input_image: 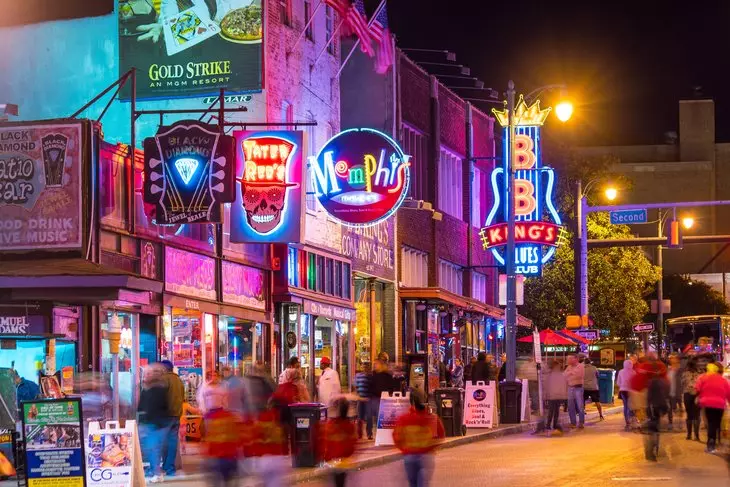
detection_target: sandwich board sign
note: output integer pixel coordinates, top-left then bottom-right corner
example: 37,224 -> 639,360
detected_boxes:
86,420 -> 145,487
463,381 -> 497,428
374,391 -> 411,446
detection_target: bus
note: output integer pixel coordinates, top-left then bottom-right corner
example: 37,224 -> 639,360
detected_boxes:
665,315 -> 730,364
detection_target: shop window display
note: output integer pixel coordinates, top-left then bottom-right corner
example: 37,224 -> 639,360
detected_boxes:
163,309 -> 204,408
218,317 -> 265,376
354,279 -> 384,369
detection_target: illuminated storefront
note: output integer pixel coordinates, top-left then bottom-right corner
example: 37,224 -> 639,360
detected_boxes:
275,245 -> 354,396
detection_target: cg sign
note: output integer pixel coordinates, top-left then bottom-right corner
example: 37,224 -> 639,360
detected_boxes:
480,96 -> 564,277
308,128 -> 410,227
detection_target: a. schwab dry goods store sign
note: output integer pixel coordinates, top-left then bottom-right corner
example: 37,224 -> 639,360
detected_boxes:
0,121 -> 85,251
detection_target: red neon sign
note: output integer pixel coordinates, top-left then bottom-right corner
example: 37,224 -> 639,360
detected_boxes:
479,222 -> 561,249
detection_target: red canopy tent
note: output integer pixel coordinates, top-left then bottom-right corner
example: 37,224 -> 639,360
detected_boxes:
517,329 -> 576,345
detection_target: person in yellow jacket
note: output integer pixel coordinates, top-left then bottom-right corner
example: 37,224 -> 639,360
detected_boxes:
160,361 -> 185,478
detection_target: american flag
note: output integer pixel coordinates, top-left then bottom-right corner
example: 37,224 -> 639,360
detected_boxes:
324,0 -> 349,17
345,0 -> 374,56
369,2 -> 393,73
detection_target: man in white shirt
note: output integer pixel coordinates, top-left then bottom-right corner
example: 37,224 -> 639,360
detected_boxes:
317,357 -> 341,416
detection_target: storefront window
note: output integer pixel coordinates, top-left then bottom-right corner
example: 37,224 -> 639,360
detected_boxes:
101,311 -> 137,420
314,317 -> 350,392
354,279 -> 385,369
336,320 -> 350,390
165,307 -> 203,407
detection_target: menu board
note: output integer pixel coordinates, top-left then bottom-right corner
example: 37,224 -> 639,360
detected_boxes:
22,398 -> 86,486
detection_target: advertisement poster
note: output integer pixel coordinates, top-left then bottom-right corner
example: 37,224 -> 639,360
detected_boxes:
463,382 -> 496,428
86,420 -> 145,487
0,428 -> 14,472
341,219 -> 395,281
118,0 -> 263,99
0,122 -> 84,251
230,131 -> 304,243
374,391 -> 410,446
22,398 -> 86,487
221,261 -> 266,310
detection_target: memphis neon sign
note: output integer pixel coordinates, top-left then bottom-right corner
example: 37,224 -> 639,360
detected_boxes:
481,96 -> 564,277
308,128 -> 410,227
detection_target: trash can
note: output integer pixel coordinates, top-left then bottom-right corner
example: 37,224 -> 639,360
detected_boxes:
289,403 -> 327,468
499,381 -> 522,424
434,388 -> 465,437
597,369 -> 616,404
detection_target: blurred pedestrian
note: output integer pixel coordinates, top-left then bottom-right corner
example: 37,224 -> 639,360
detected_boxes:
543,360 -> 567,435
517,355 -> 539,413
278,356 -> 300,384
485,354 -> 497,381
498,353 -> 507,383
563,355 -> 585,428
249,393 -> 291,487
616,359 -> 635,431
645,357 -> 669,461
138,363 -> 169,483
666,354 -> 682,429
682,358 -> 702,441
244,362 -> 277,415
696,362 -> 730,453
451,359 -> 464,389
470,352 -> 491,385
631,353 -> 667,430
438,355 -> 449,387
464,357 -> 477,383
393,390 -> 445,487
583,358 -> 604,420
160,360 -> 184,478
197,371 -> 228,414
318,357 -> 342,416
13,371 -> 40,408
355,363 -> 373,439
370,359 -> 395,432
201,398 -> 240,486
319,398 -> 357,486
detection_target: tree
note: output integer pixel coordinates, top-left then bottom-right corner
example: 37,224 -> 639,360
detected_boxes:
521,212 -> 660,339
648,274 -> 729,319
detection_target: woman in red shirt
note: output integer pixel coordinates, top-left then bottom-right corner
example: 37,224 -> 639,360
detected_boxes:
695,362 -> 730,452
393,391 -> 445,487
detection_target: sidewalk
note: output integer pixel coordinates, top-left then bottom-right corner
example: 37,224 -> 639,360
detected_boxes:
165,403 -> 622,486
0,404 -> 621,487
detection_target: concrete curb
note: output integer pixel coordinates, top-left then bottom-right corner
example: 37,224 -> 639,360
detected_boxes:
172,404 -> 623,485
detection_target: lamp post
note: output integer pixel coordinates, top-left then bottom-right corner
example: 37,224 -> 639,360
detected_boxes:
502,82 -> 572,386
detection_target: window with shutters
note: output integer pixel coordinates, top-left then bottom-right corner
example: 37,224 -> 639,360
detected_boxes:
438,147 -> 463,219
439,259 -> 463,295
401,246 -> 428,288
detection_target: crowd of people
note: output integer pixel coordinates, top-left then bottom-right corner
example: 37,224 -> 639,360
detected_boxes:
138,355 -> 443,487
616,351 -> 730,459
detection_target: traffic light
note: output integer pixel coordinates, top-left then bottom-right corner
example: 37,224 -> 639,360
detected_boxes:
667,219 -> 682,249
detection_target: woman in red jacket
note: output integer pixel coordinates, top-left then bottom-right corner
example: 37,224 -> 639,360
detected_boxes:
695,362 -> 730,453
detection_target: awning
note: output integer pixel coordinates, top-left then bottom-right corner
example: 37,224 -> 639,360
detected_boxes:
0,258 -> 162,305
399,286 -> 532,327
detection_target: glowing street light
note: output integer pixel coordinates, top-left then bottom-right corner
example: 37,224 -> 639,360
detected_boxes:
604,187 -> 618,201
555,101 -> 574,122
682,216 -> 695,229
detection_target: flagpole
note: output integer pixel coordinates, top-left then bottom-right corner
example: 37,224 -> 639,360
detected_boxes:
287,0 -> 325,56
334,0 -> 386,79
313,16 -> 347,65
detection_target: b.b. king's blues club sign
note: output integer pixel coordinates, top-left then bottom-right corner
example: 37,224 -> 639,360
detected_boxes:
480,96 -> 564,277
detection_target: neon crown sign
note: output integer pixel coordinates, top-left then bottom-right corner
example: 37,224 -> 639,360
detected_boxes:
480,96 -> 565,277
308,128 -> 410,227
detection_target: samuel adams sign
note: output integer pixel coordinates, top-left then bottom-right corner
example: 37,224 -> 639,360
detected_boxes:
144,121 -> 235,224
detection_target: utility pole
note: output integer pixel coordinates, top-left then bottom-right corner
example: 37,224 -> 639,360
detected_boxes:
657,211 -> 664,355
505,80 -> 517,383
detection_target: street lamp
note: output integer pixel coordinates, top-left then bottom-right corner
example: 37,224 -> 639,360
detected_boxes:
500,81 -> 570,391
682,216 -> 695,229
605,187 -> 618,202
555,101 -> 574,123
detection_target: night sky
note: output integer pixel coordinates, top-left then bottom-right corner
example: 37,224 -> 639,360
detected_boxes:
387,0 -> 730,146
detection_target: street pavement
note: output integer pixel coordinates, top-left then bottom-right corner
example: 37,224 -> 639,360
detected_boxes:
5,412 -> 730,486
298,415 -> 730,487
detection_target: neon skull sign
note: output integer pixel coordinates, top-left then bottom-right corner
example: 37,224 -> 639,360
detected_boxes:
230,131 -> 304,243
